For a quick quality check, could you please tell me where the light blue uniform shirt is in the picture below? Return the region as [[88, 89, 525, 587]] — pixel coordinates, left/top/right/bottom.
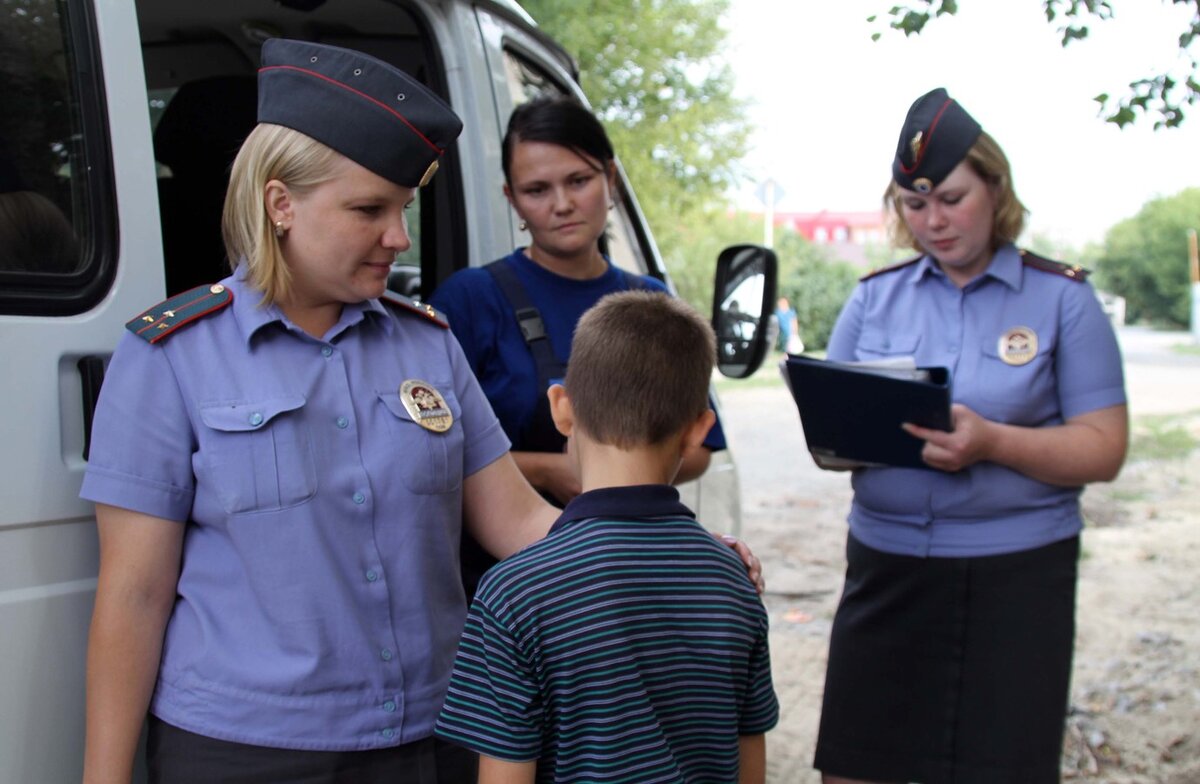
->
[[81, 268, 510, 751], [826, 244, 1125, 558]]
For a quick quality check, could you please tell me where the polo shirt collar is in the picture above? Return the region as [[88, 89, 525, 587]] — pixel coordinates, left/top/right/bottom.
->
[[550, 485, 695, 535]]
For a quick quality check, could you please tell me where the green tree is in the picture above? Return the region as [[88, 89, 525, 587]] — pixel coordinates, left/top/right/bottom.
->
[[1093, 187, 1200, 326], [869, 0, 1200, 129], [656, 209, 762, 315], [520, 0, 751, 232], [773, 228, 859, 350]]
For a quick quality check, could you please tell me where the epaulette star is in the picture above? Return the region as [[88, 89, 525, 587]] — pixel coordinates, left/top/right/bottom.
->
[[125, 284, 234, 343], [379, 290, 449, 328], [1019, 249, 1089, 282]]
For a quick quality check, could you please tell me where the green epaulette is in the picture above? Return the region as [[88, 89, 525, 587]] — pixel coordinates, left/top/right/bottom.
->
[[379, 290, 449, 328], [125, 283, 234, 344], [1019, 249, 1089, 282], [860, 254, 922, 281]]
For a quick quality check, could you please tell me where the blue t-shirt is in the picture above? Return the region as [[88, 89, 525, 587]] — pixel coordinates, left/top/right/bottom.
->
[[826, 245, 1126, 557], [81, 267, 510, 750], [435, 485, 778, 781], [430, 248, 727, 452]]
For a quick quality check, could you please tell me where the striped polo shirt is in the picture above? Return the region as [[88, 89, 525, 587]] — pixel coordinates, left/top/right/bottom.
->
[[436, 485, 778, 782]]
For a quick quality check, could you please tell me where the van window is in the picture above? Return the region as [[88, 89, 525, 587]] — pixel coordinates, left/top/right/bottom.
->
[[0, 0, 114, 314], [501, 48, 656, 279]]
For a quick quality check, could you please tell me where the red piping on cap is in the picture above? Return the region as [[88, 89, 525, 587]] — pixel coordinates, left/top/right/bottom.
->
[[899, 98, 953, 176], [260, 64, 444, 154]]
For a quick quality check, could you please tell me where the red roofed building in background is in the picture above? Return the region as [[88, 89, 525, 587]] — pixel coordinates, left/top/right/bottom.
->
[[778, 210, 887, 269]]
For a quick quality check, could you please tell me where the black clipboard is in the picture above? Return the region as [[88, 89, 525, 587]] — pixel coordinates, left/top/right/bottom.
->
[[782, 355, 952, 469]]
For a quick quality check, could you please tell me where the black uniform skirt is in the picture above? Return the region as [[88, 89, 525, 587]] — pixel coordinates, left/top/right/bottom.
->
[[814, 533, 1080, 784]]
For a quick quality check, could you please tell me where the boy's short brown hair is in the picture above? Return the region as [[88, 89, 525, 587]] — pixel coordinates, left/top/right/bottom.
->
[[566, 291, 715, 448]]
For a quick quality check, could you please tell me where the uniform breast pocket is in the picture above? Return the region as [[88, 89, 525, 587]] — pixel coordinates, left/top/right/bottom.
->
[[377, 386, 465, 495], [856, 328, 921, 359], [197, 396, 317, 514], [974, 340, 1056, 423]]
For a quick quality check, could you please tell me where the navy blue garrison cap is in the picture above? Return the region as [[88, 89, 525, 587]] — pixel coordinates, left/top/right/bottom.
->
[[258, 38, 463, 188], [892, 87, 982, 194]]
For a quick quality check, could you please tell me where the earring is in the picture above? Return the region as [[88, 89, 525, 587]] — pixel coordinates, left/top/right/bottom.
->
[[518, 219, 528, 231], [274, 221, 286, 238]]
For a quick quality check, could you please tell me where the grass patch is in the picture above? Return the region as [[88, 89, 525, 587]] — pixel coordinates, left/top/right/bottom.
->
[[1128, 411, 1200, 462], [1108, 489, 1150, 502]]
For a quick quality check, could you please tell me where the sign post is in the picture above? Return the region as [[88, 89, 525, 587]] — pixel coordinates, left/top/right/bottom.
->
[[1189, 228, 1199, 343], [754, 178, 784, 248]]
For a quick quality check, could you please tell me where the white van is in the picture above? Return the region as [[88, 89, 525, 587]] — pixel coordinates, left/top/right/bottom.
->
[[0, 1, 774, 780]]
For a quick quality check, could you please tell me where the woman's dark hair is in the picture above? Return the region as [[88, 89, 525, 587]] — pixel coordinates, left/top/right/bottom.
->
[[501, 96, 614, 183]]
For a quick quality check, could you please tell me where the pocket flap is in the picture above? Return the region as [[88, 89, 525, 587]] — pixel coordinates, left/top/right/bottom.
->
[[199, 396, 306, 432], [859, 329, 920, 354]]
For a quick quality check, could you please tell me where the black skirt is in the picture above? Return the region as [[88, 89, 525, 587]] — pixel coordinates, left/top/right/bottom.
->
[[814, 533, 1080, 784], [146, 717, 477, 784]]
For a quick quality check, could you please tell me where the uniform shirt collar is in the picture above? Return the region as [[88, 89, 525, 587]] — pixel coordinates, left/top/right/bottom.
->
[[228, 264, 392, 345], [550, 484, 695, 535], [913, 242, 1022, 291]]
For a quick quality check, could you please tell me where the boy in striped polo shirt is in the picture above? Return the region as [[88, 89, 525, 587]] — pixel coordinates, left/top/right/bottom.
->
[[436, 290, 778, 783]]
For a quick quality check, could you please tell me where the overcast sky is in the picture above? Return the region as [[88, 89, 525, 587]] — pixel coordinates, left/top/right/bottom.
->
[[723, 0, 1200, 246]]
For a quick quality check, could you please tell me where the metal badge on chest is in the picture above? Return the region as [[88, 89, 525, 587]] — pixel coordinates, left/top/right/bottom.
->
[[399, 380, 453, 432], [998, 326, 1038, 366]]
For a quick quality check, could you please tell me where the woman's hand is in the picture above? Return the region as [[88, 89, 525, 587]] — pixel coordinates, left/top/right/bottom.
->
[[717, 534, 765, 594], [903, 403, 1129, 485], [903, 403, 993, 473]]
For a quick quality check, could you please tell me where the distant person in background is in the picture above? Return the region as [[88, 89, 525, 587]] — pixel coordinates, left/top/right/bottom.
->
[[774, 295, 801, 353], [813, 87, 1128, 784]]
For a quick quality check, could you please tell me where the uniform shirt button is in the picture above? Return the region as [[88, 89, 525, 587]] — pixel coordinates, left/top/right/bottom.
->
[[352, 492, 366, 505], [380, 648, 393, 661], [383, 700, 396, 713], [336, 416, 349, 429], [248, 412, 264, 426], [366, 569, 379, 582], [381, 727, 395, 739], [321, 346, 333, 358]]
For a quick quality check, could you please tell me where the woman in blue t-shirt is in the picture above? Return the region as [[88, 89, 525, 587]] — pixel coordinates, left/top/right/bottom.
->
[[431, 96, 726, 595]]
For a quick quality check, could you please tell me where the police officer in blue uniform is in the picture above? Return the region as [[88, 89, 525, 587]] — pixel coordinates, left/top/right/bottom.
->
[[813, 88, 1129, 784], [80, 39, 557, 784]]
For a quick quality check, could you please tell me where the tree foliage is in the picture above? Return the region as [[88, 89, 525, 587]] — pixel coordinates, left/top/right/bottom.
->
[[869, 0, 1200, 129], [773, 229, 859, 350], [1092, 187, 1200, 326], [520, 0, 751, 231]]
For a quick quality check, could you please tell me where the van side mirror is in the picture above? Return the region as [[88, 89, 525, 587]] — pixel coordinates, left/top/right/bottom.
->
[[711, 244, 777, 378]]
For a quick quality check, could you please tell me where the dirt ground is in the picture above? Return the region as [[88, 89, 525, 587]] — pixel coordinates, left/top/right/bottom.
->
[[718, 326, 1200, 783]]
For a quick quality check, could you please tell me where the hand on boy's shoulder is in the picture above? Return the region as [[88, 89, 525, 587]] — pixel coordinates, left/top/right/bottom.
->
[[717, 533, 765, 594]]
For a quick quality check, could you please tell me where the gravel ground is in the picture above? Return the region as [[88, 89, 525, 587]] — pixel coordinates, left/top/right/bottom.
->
[[717, 326, 1200, 783]]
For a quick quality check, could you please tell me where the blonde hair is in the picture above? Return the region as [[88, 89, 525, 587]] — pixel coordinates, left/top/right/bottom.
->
[[222, 123, 343, 305], [883, 130, 1028, 253]]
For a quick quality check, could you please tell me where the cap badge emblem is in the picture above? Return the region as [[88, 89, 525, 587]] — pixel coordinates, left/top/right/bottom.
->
[[998, 327, 1038, 366], [399, 379, 453, 432], [418, 159, 439, 187], [913, 177, 933, 193], [909, 130, 924, 160]]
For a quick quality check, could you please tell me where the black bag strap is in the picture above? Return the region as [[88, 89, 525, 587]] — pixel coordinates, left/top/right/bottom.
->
[[485, 258, 562, 392]]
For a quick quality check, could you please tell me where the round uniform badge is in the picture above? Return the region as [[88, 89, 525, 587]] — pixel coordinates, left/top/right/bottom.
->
[[998, 326, 1038, 366], [399, 380, 453, 433]]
